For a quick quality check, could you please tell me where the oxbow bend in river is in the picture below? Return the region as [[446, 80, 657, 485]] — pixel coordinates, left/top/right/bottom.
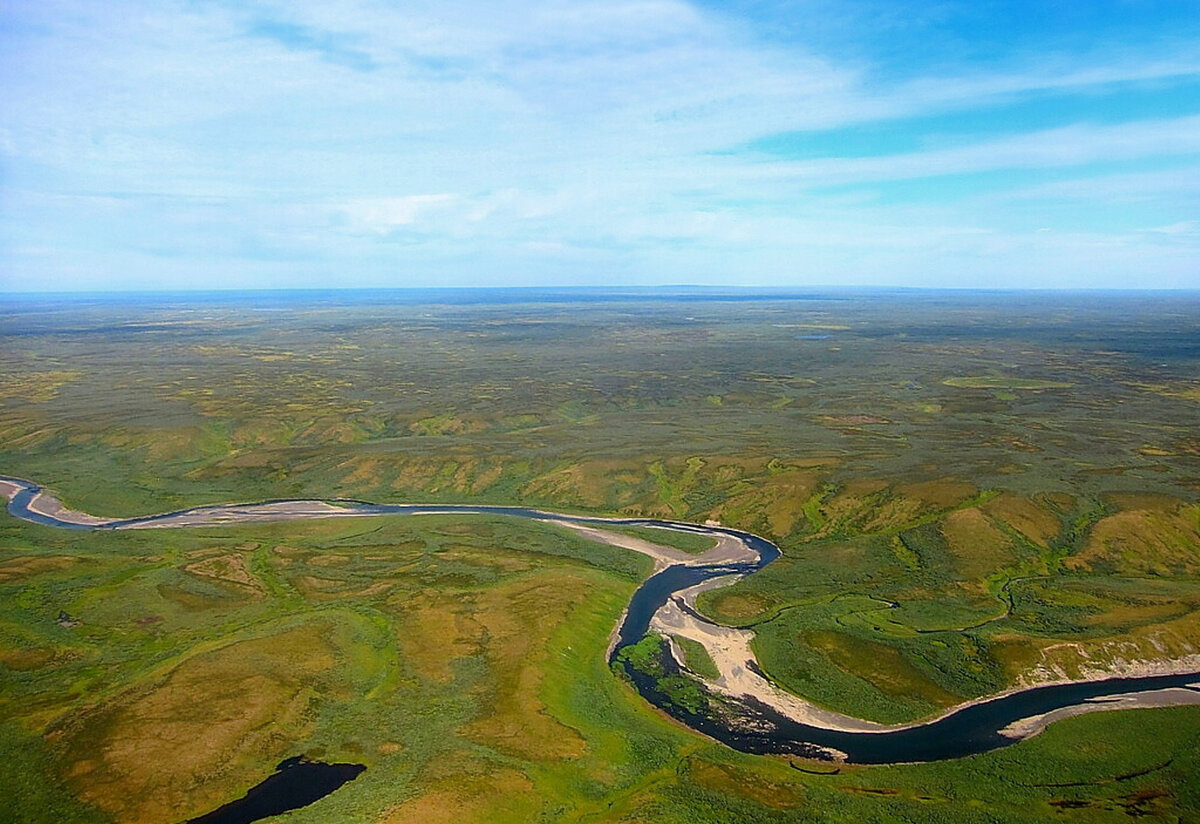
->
[[4, 475, 1200, 765]]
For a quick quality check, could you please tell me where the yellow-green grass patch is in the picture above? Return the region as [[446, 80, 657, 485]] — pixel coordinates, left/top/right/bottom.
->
[[979, 493, 1062, 547], [673, 635, 720, 680], [802, 630, 962, 708], [943, 376, 1073, 389], [460, 572, 590, 760], [939, 508, 1022, 579], [379, 757, 541, 824], [1068, 501, 1200, 575]]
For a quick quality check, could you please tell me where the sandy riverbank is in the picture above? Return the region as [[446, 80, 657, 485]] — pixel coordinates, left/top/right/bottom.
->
[[999, 684, 1200, 739], [652, 580, 895, 732], [0, 479, 118, 526], [8, 476, 1200, 748], [549, 519, 756, 571], [115, 501, 372, 529], [653, 577, 1200, 738]]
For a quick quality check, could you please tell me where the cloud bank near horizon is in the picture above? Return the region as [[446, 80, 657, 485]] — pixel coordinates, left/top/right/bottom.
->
[[2, 0, 1199, 291]]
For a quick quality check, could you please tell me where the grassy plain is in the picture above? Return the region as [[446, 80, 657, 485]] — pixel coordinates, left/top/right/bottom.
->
[[2, 288, 1200, 822]]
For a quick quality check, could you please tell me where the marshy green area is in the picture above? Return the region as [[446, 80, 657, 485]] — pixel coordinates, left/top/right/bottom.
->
[[2, 289, 1200, 822], [674, 636, 721, 680]]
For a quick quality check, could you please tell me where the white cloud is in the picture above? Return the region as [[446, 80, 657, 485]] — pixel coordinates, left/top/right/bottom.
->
[[1, 0, 1198, 290], [339, 195, 459, 233], [1146, 220, 1199, 235], [732, 115, 1200, 187], [889, 51, 1200, 111]]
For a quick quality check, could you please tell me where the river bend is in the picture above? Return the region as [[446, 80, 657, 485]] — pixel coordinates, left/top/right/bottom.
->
[[3, 475, 1198, 764]]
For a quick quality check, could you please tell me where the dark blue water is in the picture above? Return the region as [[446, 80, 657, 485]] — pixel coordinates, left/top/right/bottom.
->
[[618, 646, 1200, 763], [4, 482, 94, 529], [4, 475, 1196, 764], [184, 757, 365, 824]]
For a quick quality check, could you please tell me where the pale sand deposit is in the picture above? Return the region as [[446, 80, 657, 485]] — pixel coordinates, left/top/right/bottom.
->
[[548, 520, 756, 571], [116, 501, 369, 529], [999, 684, 1200, 739], [7, 475, 1200, 745], [0, 481, 118, 526], [652, 580, 893, 732], [653, 578, 1200, 737], [27, 492, 119, 526]]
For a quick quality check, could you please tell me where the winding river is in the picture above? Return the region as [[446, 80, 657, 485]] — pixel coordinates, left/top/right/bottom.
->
[[3, 475, 1199, 765]]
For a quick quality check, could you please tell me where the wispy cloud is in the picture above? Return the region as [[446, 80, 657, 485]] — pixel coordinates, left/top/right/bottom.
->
[[245, 18, 378, 72], [339, 195, 459, 233], [1, 0, 1198, 290], [1146, 220, 1199, 236], [738, 115, 1200, 187]]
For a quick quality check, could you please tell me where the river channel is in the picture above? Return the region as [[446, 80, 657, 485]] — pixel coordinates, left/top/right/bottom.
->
[[4, 475, 1199, 766]]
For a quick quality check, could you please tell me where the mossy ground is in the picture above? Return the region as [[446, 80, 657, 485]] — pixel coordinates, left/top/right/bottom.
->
[[2, 292, 1199, 821], [5, 513, 1199, 823]]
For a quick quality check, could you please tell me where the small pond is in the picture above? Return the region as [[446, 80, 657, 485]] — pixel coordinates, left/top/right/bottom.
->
[[185, 756, 365, 824]]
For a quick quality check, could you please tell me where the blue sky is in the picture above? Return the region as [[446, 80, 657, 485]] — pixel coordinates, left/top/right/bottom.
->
[[1, 0, 1198, 291]]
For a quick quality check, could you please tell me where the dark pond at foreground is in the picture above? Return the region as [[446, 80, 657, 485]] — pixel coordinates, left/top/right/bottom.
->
[[5, 475, 1200, 766], [185, 756, 365, 824]]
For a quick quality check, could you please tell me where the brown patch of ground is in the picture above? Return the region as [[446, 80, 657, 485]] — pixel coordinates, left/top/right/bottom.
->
[[899, 479, 978, 512], [338, 455, 387, 486], [980, 493, 1062, 547], [392, 592, 482, 683], [308, 553, 351, 567], [183, 553, 264, 593], [435, 523, 493, 536], [940, 508, 1019, 578], [293, 574, 342, 594], [521, 459, 643, 508], [817, 478, 976, 535], [1081, 601, 1185, 628], [717, 468, 821, 537], [290, 574, 395, 601], [467, 462, 506, 494], [990, 633, 1044, 681], [58, 622, 340, 824], [272, 544, 309, 559], [702, 591, 776, 624], [461, 574, 589, 761], [819, 414, 891, 426], [689, 759, 806, 808], [156, 582, 249, 611], [1068, 500, 1200, 575], [0, 370, 81, 402], [1140, 446, 1174, 456], [379, 759, 540, 824], [815, 481, 888, 532], [1044, 491, 1076, 510], [1104, 492, 1186, 512], [0, 555, 77, 582], [439, 544, 533, 573], [0, 646, 56, 671]]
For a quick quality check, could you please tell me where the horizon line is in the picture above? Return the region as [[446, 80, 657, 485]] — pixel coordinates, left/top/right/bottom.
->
[[3, 284, 1200, 299]]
